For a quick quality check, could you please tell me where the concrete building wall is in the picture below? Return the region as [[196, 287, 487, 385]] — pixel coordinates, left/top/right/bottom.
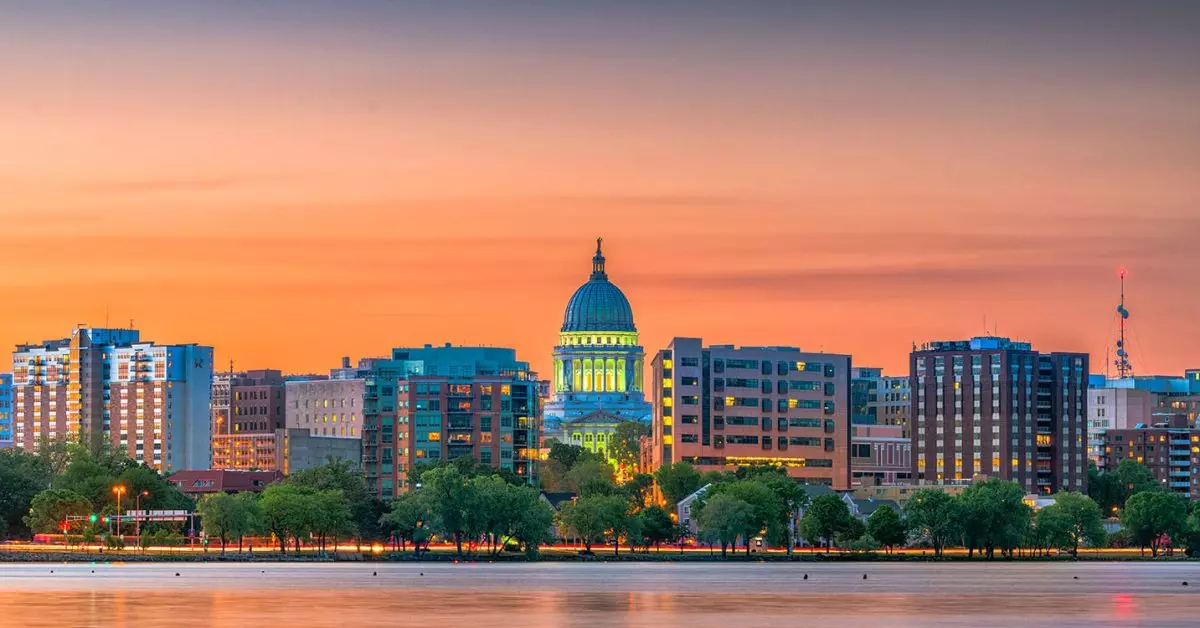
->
[[285, 378, 365, 438], [279, 428, 362, 475]]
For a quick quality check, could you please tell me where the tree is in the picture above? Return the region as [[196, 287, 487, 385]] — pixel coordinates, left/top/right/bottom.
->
[[380, 491, 432, 554], [1043, 492, 1105, 556], [610, 422, 649, 472], [654, 462, 702, 508], [636, 505, 675, 552], [1087, 464, 1121, 514], [559, 495, 618, 554], [1115, 459, 1160, 502], [260, 483, 315, 553], [23, 488, 92, 535], [697, 493, 754, 558], [904, 489, 960, 558], [568, 459, 617, 498], [598, 495, 633, 556], [866, 505, 906, 554], [421, 465, 476, 556], [958, 479, 1030, 559], [310, 489, 355, 553], [1184, 506, 1200, 558], [622, 473, 655, 508], [1030, 504, 1071, 557], [230, 492, 262, 552], [1121, 491, 1187, 557], [801, 494, 851, 553], [197, 493, 237, 552], [707, 479, 783, 555], [759, 474, 808, 554], [287, 458, 384, 546], [0, 449, 53, 539], [510, 487, 555, 557]]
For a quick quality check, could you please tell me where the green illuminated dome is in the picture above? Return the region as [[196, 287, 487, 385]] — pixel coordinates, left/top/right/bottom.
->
[[561, 239, 636, 333]]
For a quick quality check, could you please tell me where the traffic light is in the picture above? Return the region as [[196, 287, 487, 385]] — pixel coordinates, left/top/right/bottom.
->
[[102, 516, 109, 524], [89, 513, 98, 524]]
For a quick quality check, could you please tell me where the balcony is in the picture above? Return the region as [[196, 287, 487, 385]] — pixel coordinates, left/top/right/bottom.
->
[[1169, 459, 1190, 467], [1170, 481, 1190, 489], [1171, 439, 1191, 446], [1169, 470, 1189, 478]]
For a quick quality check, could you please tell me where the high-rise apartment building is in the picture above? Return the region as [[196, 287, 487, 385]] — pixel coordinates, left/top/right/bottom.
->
[[0, 373, 12, 447], [210, 369, 287, 471], [356, 345, 540, 498], [649, 338, 852, 489], [11, 327, 213, 472], [910, 336, 1088, 494]]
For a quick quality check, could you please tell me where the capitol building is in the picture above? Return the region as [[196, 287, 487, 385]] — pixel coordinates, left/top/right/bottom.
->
[[543, 239, 652, 440]]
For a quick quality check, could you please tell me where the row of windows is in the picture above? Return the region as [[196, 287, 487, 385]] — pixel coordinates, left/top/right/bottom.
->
[[711, 359, 837, 377]]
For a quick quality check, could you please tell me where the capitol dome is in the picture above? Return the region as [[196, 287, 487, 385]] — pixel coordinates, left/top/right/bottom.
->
[[560, 239, 636, 333]]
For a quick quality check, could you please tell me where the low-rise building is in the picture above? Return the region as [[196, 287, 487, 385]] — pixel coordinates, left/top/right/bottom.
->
[[851, 424, 911, 487], [167, 469, 282, 498], [1099, 417, 1198, 499]]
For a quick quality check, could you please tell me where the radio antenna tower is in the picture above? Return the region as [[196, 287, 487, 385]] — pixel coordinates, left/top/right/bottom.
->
[[1114, 268, 1132, 378]]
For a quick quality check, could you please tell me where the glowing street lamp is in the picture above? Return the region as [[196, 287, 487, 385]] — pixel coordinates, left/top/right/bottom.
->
[[112, 485, 127, 539], [135, 490, 150, 538]]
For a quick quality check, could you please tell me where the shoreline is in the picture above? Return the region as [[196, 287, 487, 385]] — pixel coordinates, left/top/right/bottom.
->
[[2, 550, 1193, 563]]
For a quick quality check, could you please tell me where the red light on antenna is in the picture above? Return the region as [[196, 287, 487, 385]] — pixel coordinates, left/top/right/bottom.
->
[[1118, 267, 1127, 278]]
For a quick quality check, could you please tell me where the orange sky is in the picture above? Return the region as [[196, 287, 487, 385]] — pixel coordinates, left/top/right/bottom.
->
[[1, 3, 1198, 378]]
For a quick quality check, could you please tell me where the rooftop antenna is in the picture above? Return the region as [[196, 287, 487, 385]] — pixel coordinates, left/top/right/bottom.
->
[[1115, 268, 1133, 378]]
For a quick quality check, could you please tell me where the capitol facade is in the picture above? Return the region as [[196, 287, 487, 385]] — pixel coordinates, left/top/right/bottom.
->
[[543, 239, 652, 439]]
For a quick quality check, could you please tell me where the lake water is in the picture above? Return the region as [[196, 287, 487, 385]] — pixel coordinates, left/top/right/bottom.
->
[[2, 562, 1199, 627]]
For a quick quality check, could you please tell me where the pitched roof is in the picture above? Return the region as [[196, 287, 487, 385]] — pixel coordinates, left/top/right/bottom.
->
[[563, 410, 625, 427]]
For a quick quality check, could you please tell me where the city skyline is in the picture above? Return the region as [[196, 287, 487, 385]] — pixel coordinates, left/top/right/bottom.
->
[[3, 2, 1199, 379]]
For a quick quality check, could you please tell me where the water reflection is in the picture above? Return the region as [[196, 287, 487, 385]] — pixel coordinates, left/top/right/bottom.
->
[[1, 563, 1197, 627]]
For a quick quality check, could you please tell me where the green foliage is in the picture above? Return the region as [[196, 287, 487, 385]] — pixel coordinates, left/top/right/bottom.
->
[[379, 491, 432, 553], [420, 465, 475, 555], [1091, 460, 1160, 513], [653, 462, 702, 508], [708, 479, 782, 555], [610, 421, 649, 471], [23, 488, 92, 534], [622, 473, 655, 507], [558, 494, 626, 553], [1121, 490, 1187, 557], [904, 489, 961, 557], [1031, 505, 1072, 555], [287, 458, 384, 543], [801, 494, 851, 552], [696, 493, 755, 558], [959, 479, 1030, 558], [866, 505, 906, 553], [0, 449, 53, 539], [634, 505, 675, 551], [848, 533, 881, 553], [567, 458, 617, 498], [260, 482, 321, 553], [1184, 507, 1200, 557], [1042, 492, 1106, 555]]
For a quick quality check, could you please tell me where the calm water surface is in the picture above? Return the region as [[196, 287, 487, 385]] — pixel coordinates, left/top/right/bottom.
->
[[2, 562, 1199, 627]]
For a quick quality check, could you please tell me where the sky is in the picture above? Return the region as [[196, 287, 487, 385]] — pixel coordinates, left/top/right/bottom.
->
[[1, 1, 1198, 379]]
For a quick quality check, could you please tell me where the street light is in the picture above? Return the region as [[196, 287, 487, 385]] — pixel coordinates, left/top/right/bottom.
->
[[112, 485, 127, 540], [135, 490, 150, 538]]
